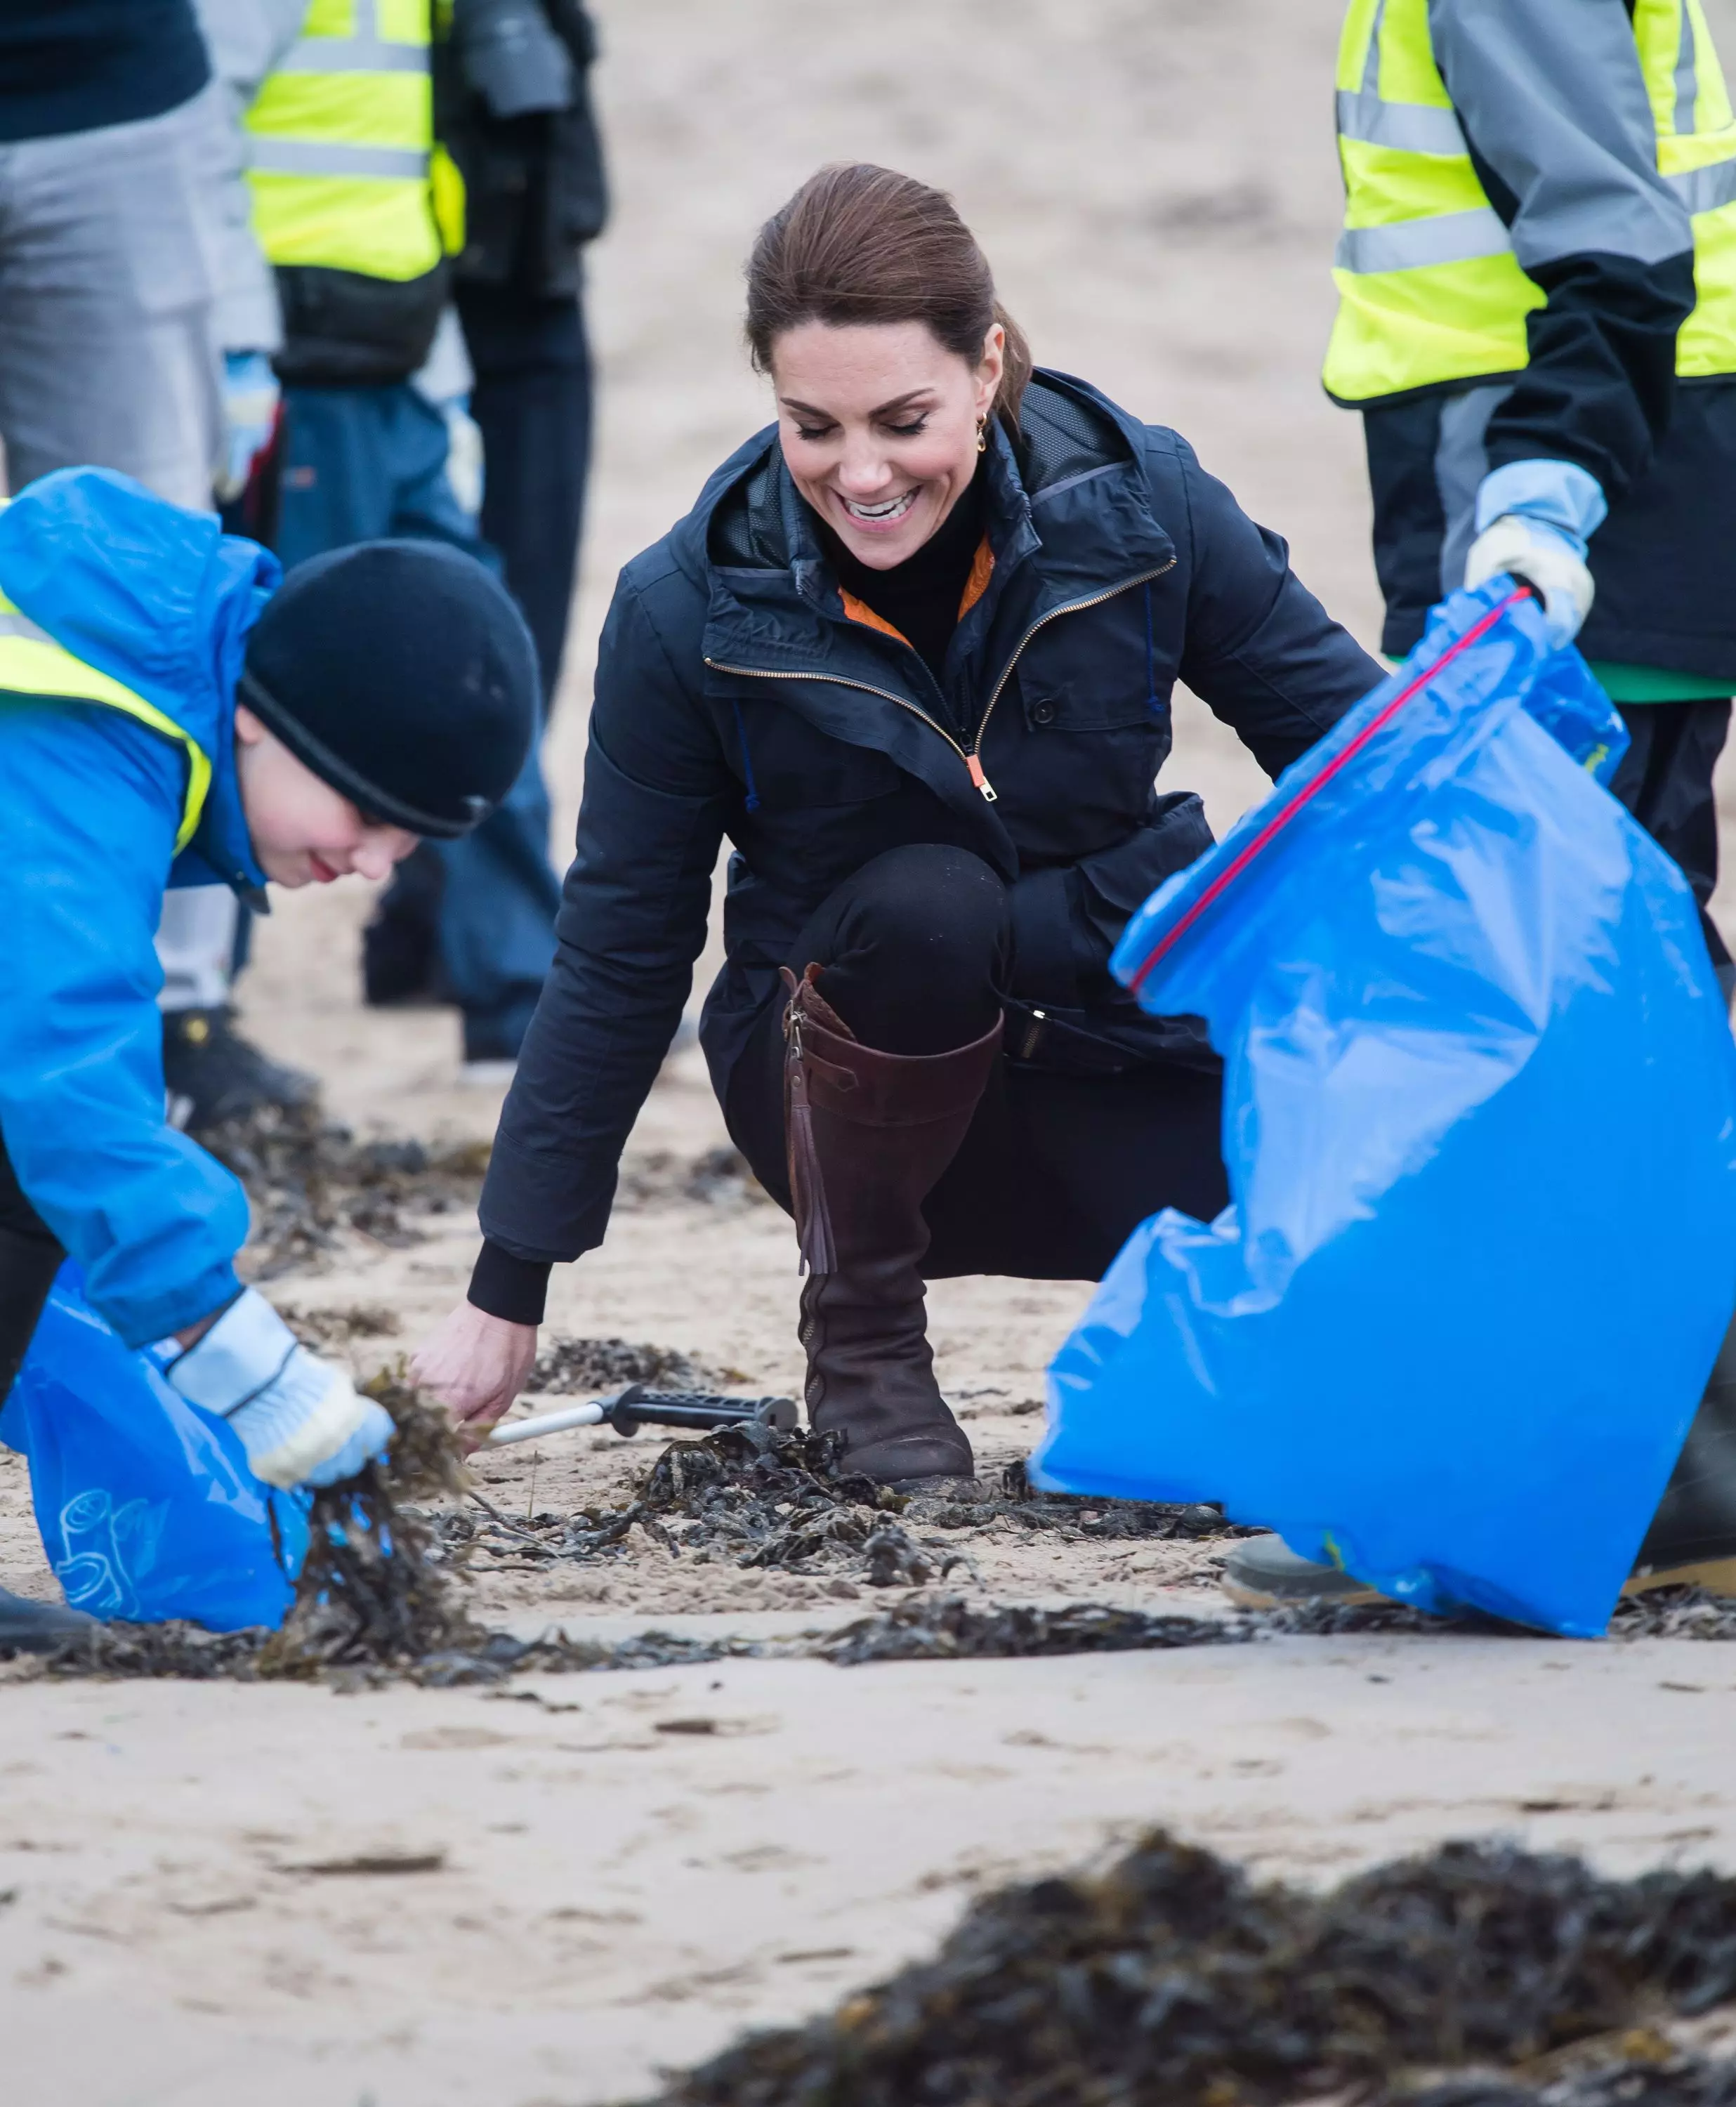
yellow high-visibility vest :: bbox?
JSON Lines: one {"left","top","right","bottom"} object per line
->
{"left": 246, "top": 0, "right": 443, "bottom": 282}
{"left": 1324, "top": 0, "right": 1736, "bottom": 402}
{"left": 0, "top": 589, "right": 211, "bottom": 853}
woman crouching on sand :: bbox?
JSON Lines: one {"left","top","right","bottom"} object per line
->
{"left": 414, "top": 162, "right": 1381, "bottom": 1487}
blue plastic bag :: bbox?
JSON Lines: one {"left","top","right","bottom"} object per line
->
{"left": 1033, "top": 583, "right": 1736, "bottom": 1637}
{"left": 0, "top": 1264, "right": 307, "bottom": 1631}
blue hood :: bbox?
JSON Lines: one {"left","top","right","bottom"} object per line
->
{"left": 0, "top": 468, "right": 281, "bottom": 893}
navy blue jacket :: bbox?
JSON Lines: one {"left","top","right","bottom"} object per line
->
{"left": 478, "top": 372, "right": 1381, "bottom": 1268}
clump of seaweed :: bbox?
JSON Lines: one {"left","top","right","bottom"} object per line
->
{"left": 530, "top": 1334, "right": 737, "bottom": 1395}
{"left": 257, "top": 1367, "right": 481, "bottom": 1676}
{"left": 463, "top": 1419, "right": 962, "bottom": 1589}
{"left": 200, "top": 1102, "right": 489, "bottom": 1275}
{"left": 633, "top": 1835, "right": 1736, "bottom": 2107}
{"left": 1404, "top": 2061, "right": 1736, "bottom": 2107}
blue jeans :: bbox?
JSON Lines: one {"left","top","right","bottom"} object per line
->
{"left": 278, "top": 382, "right": 560, "bottom": 1054}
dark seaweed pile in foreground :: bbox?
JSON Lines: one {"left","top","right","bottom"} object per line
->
{"left": 633, "top": 1834, "right": 1736, "bottom": 2107}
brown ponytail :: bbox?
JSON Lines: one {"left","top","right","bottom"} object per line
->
{"left": 744, "top": 164, "right": 1033, "bottom": 433}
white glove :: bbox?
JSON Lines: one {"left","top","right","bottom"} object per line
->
{"left": 1463, "top": 458, "right": 1605, "bottom": 652}
{"left": 1464, "top": 513, "right": 1595, "bottom": 651}
{"left": 163, "top": 1289, "right": 393, "bottom": 1490}
{"left": 215, "top": 350, "right": 281, "bottom": 504}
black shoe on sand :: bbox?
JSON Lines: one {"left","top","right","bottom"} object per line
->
{"left": 162, "top": 1007, "right": 318, "bottom": 1133}
{"left": 1626, "top": 1307, "right": 1736, "bottom": 1598}
{"left": 1220, "top": 1535, "right": 1389, "bottom": 1612}
{"left": 0, "top": 1585, "right": 97, "bottom": 1655}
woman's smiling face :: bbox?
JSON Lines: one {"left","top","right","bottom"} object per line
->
{"left": 770, "top": 319, "right": 1004, "bottom": 571}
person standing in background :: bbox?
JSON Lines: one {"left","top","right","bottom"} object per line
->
{"left": 1322, "top": 0, "right": 1736, "bottom": 980}
{"left": 1221, "top": 0, "right": 1736, "bottom": 1615}
{"left": 363, "top": 0, "right": 608, "bottom": 1075}
{"left": 0, "top": 0, "right": 315, "bottom": 1133}
{"left": 241, "top": 0, "right": 567, "bottom": 1079}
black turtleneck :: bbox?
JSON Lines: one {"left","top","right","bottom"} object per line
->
{"left": 820, "top": 466, "right": 986, "bottom": 692}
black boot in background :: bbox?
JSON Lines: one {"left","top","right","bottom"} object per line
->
{"left": 362, "top": 843, "right": 449, "bottom": 1007}
{"left": 1626, "top": 1307, "right": 1736, "bottom": 1597}
{"left": 782, "top": 964, "right": 1001, "bottom": 1486}
{"left": 162, "top": 1008, "right": 318, "bottom": 1135}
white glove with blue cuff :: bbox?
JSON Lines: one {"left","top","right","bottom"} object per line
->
{"left": 1463, "top": 458, "right": 1605, "bottom": 651}
{"left": 164, "top": 1289, "right": 393, "bottom": 1490}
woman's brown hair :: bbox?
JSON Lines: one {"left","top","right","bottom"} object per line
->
{"left": 744, "top": 164, "right": 1034, "bottom": 432}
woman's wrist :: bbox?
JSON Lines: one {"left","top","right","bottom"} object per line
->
{"left": 467, "top": 1240, "right": 553, "bottom": 1326}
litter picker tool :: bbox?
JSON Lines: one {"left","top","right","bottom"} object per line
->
{"left": 487, "top": 1385, "right": 798, "bottom": 1447}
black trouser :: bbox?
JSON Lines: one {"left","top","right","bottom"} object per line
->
{"left": 454, "top": 280, "right": 593, "bottom": 702}
{"left": 0, "top": 1131, "right": 63, "bottom": 1400}
{"left": 724, "top": 846, "right": 1230, "bottom": 1282}
{"left": 1609, "top": 700, "right": 1732, "bottom": 968}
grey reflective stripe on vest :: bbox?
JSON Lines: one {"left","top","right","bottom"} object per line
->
{"left": 1335, "top": 204, "right": 1513, "bottom": 273}
{"left": 0, "top": 607, "right": 51, "bottom": 645}
{"left": 1337, "top": 0, "right": 1469, "bottom": 162}
{"left": 247, "top": 138, "right": 430, "bottom": 178}
{"left": 1336, "top": 86, "right": 1467, "bottom": 153}
{"left": 1676, "top": 1, "right": 1699, "bottom": 136}
{"left": 1670, "top": 153, "right": 1736, "bottom": 215}
{"left": 274, "top": 39, "right": 424, "bottom": 72}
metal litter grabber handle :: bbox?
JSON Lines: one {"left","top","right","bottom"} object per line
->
{"left": 487, "top": 1384, "right": 798, "bottom": 1447}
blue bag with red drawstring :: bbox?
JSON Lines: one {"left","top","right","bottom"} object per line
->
{"left": 1032, "top": 582, "right": 1736, "bottom": 1636}
{"left": 0, "top": 1263, "right": 307, "bottom": 1632}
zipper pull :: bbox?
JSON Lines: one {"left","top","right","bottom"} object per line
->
{"left": 966, "top": 752, "right": 998, "bottom": 802}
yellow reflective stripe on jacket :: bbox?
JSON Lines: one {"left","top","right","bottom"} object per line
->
{"left": 1326, "top": 0, "right": 1736, "bottom": 400}
{"left": 246, "top": 0, "right": 440, "bottom": 282}
{"left": 0, "top": 593, "right": 212, "bottom": 854}
{"left": 1326, "top": 0, "right": 1541, "bottom": 399}
{"left": 1641, "top": 0, "right": 1736, "bottom": 373}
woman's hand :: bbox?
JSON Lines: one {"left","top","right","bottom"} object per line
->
{"left": 411, "top": 1300, "right": 539, "bottom": 1449}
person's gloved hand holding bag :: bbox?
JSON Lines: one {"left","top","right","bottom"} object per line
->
{"left": 1464, "top": 458, "right": 1606, "bottom": 650}
{"left": 160, "top": 1290, "right": 393, "bottom": 1489}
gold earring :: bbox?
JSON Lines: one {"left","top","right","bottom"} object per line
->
{"left": 975, "top": 414, "right": 988, "bottom": 454}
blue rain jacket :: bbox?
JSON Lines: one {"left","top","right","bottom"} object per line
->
{"left": 0, "top": 468, "right": 279, "bottom": 1346}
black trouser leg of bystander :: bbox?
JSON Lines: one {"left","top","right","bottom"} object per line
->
{"left": 1609, "top": 700, "right": 1732, "bottom": 968}
{"left": 0, "top": 1131, "right": 63, "bottom": 1403}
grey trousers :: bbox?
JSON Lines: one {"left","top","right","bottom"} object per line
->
{"left": 0, "top": 88, "right": 237, "bottom": 1011}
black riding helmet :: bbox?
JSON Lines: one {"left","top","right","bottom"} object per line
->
{"left": 237, "top": 539, "right": 538, "bottom": 838}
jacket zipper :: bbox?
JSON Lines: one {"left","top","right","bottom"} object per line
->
{"left": 706, "top": 555, "right": 1177, "bottom": 805}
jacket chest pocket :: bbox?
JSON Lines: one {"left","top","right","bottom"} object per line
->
{"left": 711, "top": 681, "right": 905, "bottom": 810}
{"left": 1015, "top": 595, "right": 1176, "bottom": 733}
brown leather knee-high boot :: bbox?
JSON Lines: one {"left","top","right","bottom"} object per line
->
{"left": 782, "top": 964, "right": 1001, "bottom": 1485}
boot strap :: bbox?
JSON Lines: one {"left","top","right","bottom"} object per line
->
{"left": 783, "top": 965, "right": 841, "bottom": 1275}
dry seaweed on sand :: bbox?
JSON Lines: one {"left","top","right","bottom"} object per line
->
{"left": 279, "top": 1301, "right": 402, "bottom": 1351}
{"left": 1607, "top": 1587, "right": 1736, "bottom": 1641}
{"left": 615, "top": 1144, "right": 770, "bottom": 1212}
{"left": 201, "top": 1102, "right": 490, "bottom": 1275}
{"left": 530, "top": 1334, "right": 738, "bottom": 1395}
{"left": 816, "top": 1594, "right": 1247, "bottom": 1665}
{"left": 915, "top": 1457, "right": 1252, "bottom": 1547}
{"left": 633, "top": 1834, "right": 1736, "bottom": 2107}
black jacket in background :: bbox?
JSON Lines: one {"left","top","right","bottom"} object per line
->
{"left": 438, "top": 0, "right": 609, "bottom": 298}
{"left": 0, "top": 0, "right": 209, "bottom": 141}
{"left": 478, "top": 372, "right": 1381, "bottom": 1270}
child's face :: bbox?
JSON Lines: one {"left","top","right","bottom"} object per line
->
{"left": 234, "top": 706, "right": 419, "bottom": 888}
